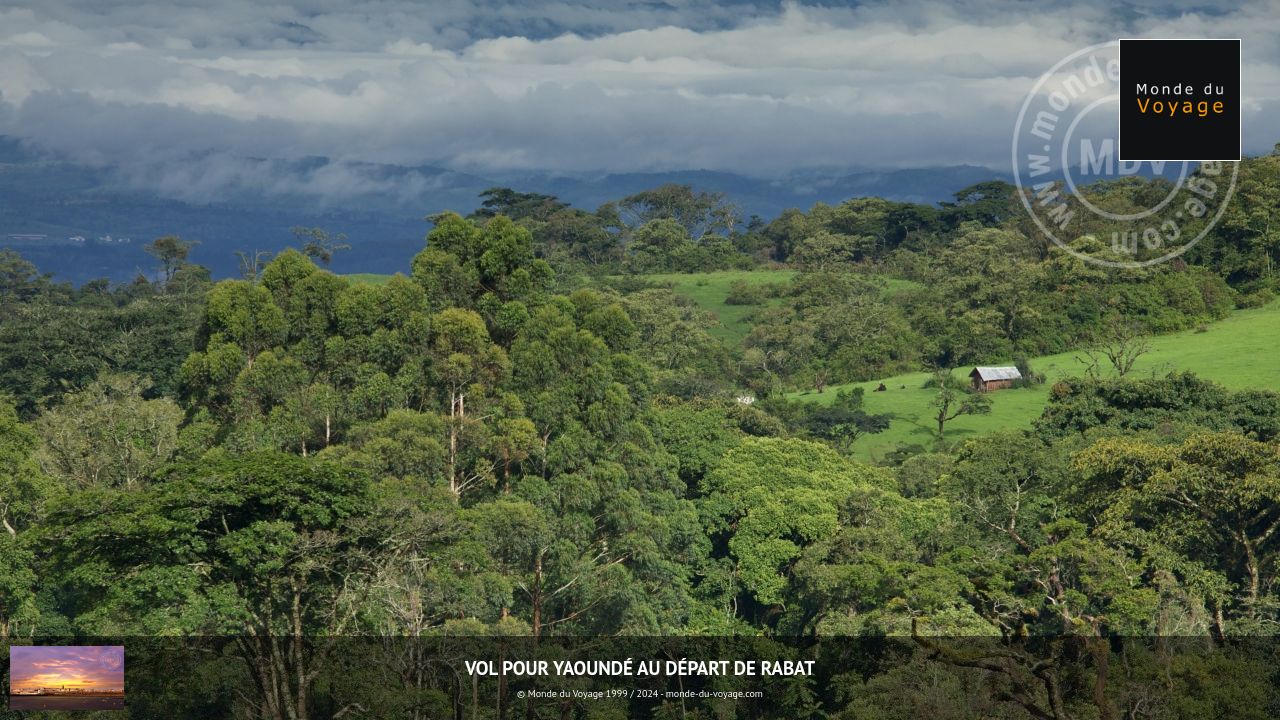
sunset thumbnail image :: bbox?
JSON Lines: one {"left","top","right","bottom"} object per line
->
{"left": 8, "top": 646, "right": 125, "bottom": 696}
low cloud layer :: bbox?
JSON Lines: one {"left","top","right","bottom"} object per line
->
{"left": 2, "top": 0, "right": 1278, "bottom": 200}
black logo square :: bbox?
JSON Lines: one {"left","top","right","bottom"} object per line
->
{"left": 1119, "top": 39, "right": 1240, "bottom": 161}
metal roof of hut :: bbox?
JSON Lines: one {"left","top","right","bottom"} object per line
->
{"left": 970, "top": 366, "right": 1022, "bottom": 381}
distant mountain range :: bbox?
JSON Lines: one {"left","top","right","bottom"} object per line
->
{"left": 0, "top": 136, "right": 1006, "bottom": 283}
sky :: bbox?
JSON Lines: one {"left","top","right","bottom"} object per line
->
{"left": 8, "top": 646, "right": 125, "bottom": 692}
{"left": 1, "top": 0, "right": 1278, "bottom": 198}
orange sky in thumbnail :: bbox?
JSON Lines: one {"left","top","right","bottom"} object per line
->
{"left": 8, "top": 646, "right": 124, "bottom": 693}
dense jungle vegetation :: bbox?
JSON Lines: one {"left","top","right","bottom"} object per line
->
{"left": 3, "top": 151, "right": 1280, "bottom": 719}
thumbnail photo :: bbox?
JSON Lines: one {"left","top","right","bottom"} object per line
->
{"left": 8, "top": 646, "right": 125, "bottom": 712}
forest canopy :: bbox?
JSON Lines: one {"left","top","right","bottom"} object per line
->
{"left": 3, "top": 158, "right": 1280, "bottom": 719}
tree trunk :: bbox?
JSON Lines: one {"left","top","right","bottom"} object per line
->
{"left": 531, "top": 552, "right": 544, "bottom": 639}
{"left": 1242, "top": 532, "right": 1261, "bottom": 611}
{"left": 448, "top": 391, "right": 465, "bottom": 498}
{"left": 1088, "top": 637, "right": 1117, "bottom": 720}
{"left": 292, "top": 581, "right": 308, "bottom": 720}
{"left": 1212, "top": 602, "right": 1226, "bottom": 645}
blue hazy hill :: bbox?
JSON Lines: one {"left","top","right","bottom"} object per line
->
{"left": 0, "top": 138, "right": 1006, "bottom": 283}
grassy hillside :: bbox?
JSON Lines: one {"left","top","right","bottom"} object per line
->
{"left": 792, "top": 300, "right": 1280, "bottom": 463}
{"left": 639, "top": 270, "right": 796, "bottom": 343}
{"left": 639, "top": 270, "right": 920, "bottom": 344}
{"left": 345, "top": 272, "right": 395, "bottom": 285}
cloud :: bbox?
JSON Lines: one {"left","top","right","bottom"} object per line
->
{"left": 0, "top": 0, "right": 1277, "bottom": 203}
{"left": 9, "top": 646, "right": 125, "bottom": 690}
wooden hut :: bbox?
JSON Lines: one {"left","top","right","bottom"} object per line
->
{"left": 969, "top": 366, "right": 1022, "bottom": 392}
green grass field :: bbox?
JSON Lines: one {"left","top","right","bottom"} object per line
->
{"left": 792, "top": 300, "right": 1280, "bottom": 463}
{"left": 639, "top": 270, "right": 919, "bottom": 344}
{"left": 345, "top": 272, "right": 395, "bottom": 285}
{"left": 639, "top": 270, "right": 796, "bottom": 343}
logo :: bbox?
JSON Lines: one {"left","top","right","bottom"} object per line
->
{"left": 1119, "top": 39, "right": 1241, "bottom": 162}
{"left": 1012, "top": 41, "right": 1238, "bottom": 268}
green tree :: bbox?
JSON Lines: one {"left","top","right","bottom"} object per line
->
{"left": 0, "top": 286, "right": 200, "bottom": 419}
{"left": 291, "top": 226, "right": 351, "bottom": 266}
{"left": 791, "top": 230, "right": 864, "bottom": 270}
{"left": 202, "top": 279, "right": 287, "bottom": 363}
{"left": 47, "top": 452, "right": 375, "bottom": 719}
{"left": 0, "top": 531, "right": 37, "bottom": 640}
{"left": 626, "top": 218, "right": 694, "bottom": 273}
{"left": 534, "top": 207, "right": 617, "bottom": 266}
{"left": 36, "top": 374, "right": 183, "bottom": 489}
{"left": 0, "top": 398, "right": 48, "bottom": 640}
{"left": 144, "top": 235, "right": 198, "bottom": 282}
{"left": 1200, "top": 152, "right": 1280, "bottom": 283}
{"left": 1089, "top": 313, "right": 1153, "bottom": 378}
{"left": 470, "top": 187, "right": 568, "bottom": 222}
{"left": 1077, "top": 432, "right": 1280, "bottom": 632}
{"left": 618, "top": 288, "right": 734, "bottom": 397}
{"left": 783, "top": 483, "right": 972, "bottom": 636}
{"left": 429, "top": 308, "right": 511, "bottom": 499}
{"left": 0, "top": 397, "right": 48, "bottom": 536}
{"left": 320, "top": 410, "right": 446, "bottom": 483}
{"left": 939, "top": 181, "right": 1017, "bottom": 227}
{"left": 615, "top": 183, "right": 738, "bottom": 239}
{"left": 413, "top": 213, "right": 553, "bottom": 313}
{"left": 701, "top": 437, "right": 894, "bottom": 610}
{"left": 926, "top": 432, "right": 1164, "bottom": 720}
{"left": 0, "top": 249, "right": 45, "bottom": 307}
{"left": 796, "top": 389, "right": 892, "bottom": 452}
{"left": 1036, "top": 372, "right": 1280, "bottom": 442}
{"left": 931, "top": 370, "right": 992, "bottom": 440}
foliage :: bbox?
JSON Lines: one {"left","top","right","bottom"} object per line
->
{"left": 291, "top": 226, "right": 351, "bottom": 266}
{"left": 2, "top": 167, "right": 1280, "bottom": 716}
{"left": 701, "top": 437, "right": 894, "bottom": 608}
{"left": 931, "top": 370, "right": 992, "bottom": 441}
{"left": 1037, "top": 372, "right": 1280, "bottom": 442}
{"left": 36, "top": 373, "right": 184, "bottom": 489}
{"left": 790, "top": 296, "right": 1280, "bottom": 463}
{"left": 0, "top": 272, "right": 204, "bottom": 418}
{"left": 143, "top": 235, "right": 198, "bottom": 282}
{"left": 0, "top": 397, "right": 49, "bottom": 639}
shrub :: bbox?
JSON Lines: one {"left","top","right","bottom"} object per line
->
{"left": 725, "top": 280, "right": 768, "bottom": 306}
{"left": 1238, "top": 288, "right": 1276, "bottom": 309}
{"left": 1014, "top": 356, "right": 1045, "bottom": 387}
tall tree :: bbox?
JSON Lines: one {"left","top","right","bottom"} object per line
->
{"left": 291, "top": 227, "right": 351, "bottom": 267}
{"left": 0, "top": 397, "right": 49, "bottom": 538}
{"left": 615, "top": 184, "right": 738, "bottom": 238}
{"left": 46, "top": 452, "right": 376, "bottom": 720}
{"left": 701, "top": 437, "right": 894, "bottom": 611}
{"left": 36, "top": 374, "right": 183, "bottom": 489}
{"left": 1078, "top": 432, "right": 1280, "bottom": 631}
{"left": 144, "top": 235, "right": 198, "bottom": 282}
{"left": 0, "top": 249, "right": 45, "bottom": 307}
{"left": 469, "top": 188, "right": 568, "bottom": 222}
{"left": 931, "top": 369, "right": 992, "bottom": 440}
{"left": 428, "top": 308, "right": 511, "bottom": 499}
